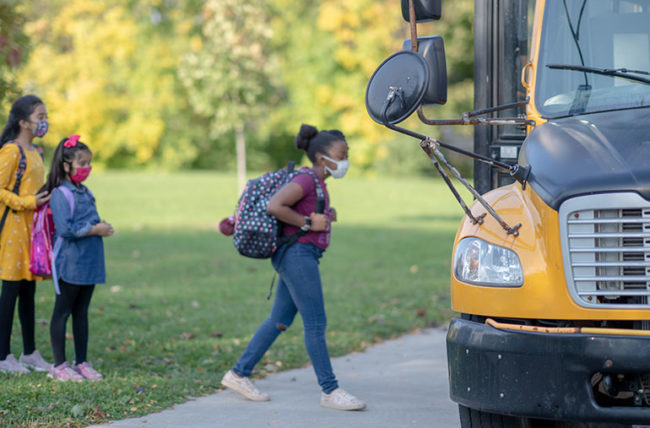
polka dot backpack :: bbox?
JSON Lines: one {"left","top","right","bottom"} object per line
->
{"left": 233, "top": 162, "right": 322, "bottom": 259}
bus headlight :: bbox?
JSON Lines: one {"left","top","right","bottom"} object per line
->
{"left": 453, "top": 237, "right": 523, "bottom": 287}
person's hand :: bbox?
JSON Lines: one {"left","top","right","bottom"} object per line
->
{"left": 329, "top": 207, "right": 337, "bottom": 222}
{"left": 93, "top": 221, "right": 114, "bottom": 237}
{"left": 35, "top": 191, "right": 50, "bottom": 207}
{"left": 309, "top": 213, "right": 329, "bottom": 231}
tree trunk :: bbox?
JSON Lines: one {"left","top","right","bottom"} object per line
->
{"left": 235, "top": 123, "right": 247, "bottom": 194}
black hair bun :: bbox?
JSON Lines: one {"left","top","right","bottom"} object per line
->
{"left": 295, "top": 124, "right": 318, "bottom": 150}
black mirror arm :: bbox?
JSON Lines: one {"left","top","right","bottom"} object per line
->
{"left": 418, "top": 98, "right": 536, "bottom": 126}
{"left": 380, "top": 90, "right": 529, "bottom": 180}
{"left": 417, "top": 104, "right": 535, "bottom": 127}
{"left": 420, "top": 138, "right": 522, "bottom": 237}
{"left": 382, "top": 120, "right": 514, "bottom": 171}
{"left": 380, "top": 95, "right": 522, "bottom": 237}
{"left": 420, "top": 141, "right": 486, "bottom": 226}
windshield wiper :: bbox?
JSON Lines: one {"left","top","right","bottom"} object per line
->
{"left": 547, "top": 64, "right": 650, "bottom": 84}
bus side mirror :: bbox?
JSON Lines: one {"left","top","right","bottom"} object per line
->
{"left": 365, "top": 50, "right": 429, "bottom": 125}
{"left": 402, "top": 36, "right": 447, "bottom": 106}
{"left": 401, "top": 0, "right": 441, "bottom": 22}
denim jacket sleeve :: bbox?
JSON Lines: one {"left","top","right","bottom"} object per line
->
{"left": 50, "top": 188, "right": 93, "bottom": 239}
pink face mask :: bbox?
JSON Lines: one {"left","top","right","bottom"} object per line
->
{"left": 71, "top": 166, "right": 91, "bottom": 183}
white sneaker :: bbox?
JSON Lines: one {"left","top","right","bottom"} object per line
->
{"left": 320, "top": 388, "right": 366, "bottom": 411}
{"left": 221, "top": 370, "right": 270, "bottom": 401}
{"left": 19, "top": 350, "right": 50, "bottom": 372}
{"left": 0, "top": 354, "right": 30, "bottom": 374}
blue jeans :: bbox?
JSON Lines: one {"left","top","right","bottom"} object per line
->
{"left": 233, "top": 243, "right": 339, "bottom": 393}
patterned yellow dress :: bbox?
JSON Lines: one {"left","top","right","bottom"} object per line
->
{"left": 0, "top": 143, "right": 45, "bottom": 281}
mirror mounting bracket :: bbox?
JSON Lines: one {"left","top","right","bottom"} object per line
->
{"left": 419, "top": 138, "right": 522, "bottom": 237}
{"left": 417, "top": 102, "right": 536, "bottom": 127}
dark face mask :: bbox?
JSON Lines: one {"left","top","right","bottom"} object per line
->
{"left": 32, "top": 120, "right": 49, "bottom": 138}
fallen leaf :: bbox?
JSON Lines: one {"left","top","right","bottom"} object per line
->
{"left": 89, "top": 406, "right": 108, "bottom": 420}
{"left": 264, "top": 363, "right": 278, "bottom": 373}
{"left": 70, "top": 404, "right": 84, "bottom": 418}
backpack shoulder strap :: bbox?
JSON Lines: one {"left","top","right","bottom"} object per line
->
{"left": 295, "top": 168, "right": 324, "bottom": 201}
{"left": 0, "top": 143, "right": 27, "bottom": 234}
{"left": 56, "top": 186, "right": 75, "bottom": 216}
{"left": 51, "top": 185, "right": 75, "bottom": 296}
{"left": 11, "top": 143, "right": 26, "bottom": 195}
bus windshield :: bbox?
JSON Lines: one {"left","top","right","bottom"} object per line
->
{"left": 535, "top": 0, "right": 650, "bottom": 118}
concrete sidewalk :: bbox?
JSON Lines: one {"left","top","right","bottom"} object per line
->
{"left": 94, "top": 326, "right": 459, "bottom": 428}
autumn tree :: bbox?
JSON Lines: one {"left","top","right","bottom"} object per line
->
{"left": 19, "top": 0, "right": 207, "bottom": 168}
{"left": 179, "top": 0, "right": 276, "bottom": 191}
{"left": 0, "top": 0, "right": 29, "bottom": 116}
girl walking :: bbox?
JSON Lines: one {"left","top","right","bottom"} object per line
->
{"left": 44, "top": 135, "right": 114, "bottom": 381}
{"left": 0, "top": 95, "right": 52, "bottom": 374}
{"left": 221, "top": 124, "right": 365, "bottom": 411}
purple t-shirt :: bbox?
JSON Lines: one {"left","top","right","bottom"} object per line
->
{"left": 283, "top": 168, "right": 330, "bottom": 250}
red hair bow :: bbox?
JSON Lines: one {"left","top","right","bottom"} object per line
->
{"left": 64, "top": 134, "right": 80, "bottom": 148}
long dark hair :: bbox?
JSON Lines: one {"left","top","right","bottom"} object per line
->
{"left": 294, "top": 124, "right": 347, "bottom": 163}
{"left": 0, "top": 95, "right": 44, "bottom": 146}
{"left": 42, "top": 136, "right": 91, "bottom": 193}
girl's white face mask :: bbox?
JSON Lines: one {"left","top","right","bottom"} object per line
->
{"left": 322, "top": 155, "right": 349, "bottom": 179}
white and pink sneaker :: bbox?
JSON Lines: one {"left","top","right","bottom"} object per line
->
{"left": 48, "top": 362, "right": 84, "bottom": 381}
{"left": 75, "top": 361, "right": 103, "bottom": 380}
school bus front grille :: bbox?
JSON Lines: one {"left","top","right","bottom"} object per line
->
{"left": 560, "top": 193, "right": 650, "bottom": 308}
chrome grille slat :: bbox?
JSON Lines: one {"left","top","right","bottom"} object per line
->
{"left": 574, "top": 276, "right": 650, "bottom": 282}
{"left": 569, "top": 232, "right": 650, "bottom": 238}
{"left": 570, "top": 247, "right": 648, "bottom": 253}
{"left": 560, "top": 193, "right": 650, "bottom": 309}
{"left": 580, "top": 290, "right": 650, "bottom": 297}
{"left": 569, "top": 218, "right": 649, "bottom": 224}
{"left": 569, "top": 232, "right": 650, "bottom": 239}
{"left": 572, "top": 261, "right": 650, "bottom": 267}
{"left": 579, "top": 290, "right": 650, "bottom": 297}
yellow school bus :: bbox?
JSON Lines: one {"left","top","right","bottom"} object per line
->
{"left": 366, "top": 1, "right": 650, "bottom": 426}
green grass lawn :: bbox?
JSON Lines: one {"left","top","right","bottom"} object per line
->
{"left": 0, "top": 171, "right": 467, "bottom": 427}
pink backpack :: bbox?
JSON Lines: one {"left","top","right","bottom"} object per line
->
{"left": 29, "top": 186, "right": 75, "bottom": 278}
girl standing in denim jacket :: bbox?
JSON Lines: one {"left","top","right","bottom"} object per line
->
{"left": 43, "top": 135, "right": 114, "bottom": 381}
{"left": 221, "top": 124, "right": 365, "bottom": 411}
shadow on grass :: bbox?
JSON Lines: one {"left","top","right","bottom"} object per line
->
{"left": 2, "top": 224, "right": 456, "bottom": 427}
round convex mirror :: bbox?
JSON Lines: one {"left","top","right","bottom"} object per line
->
{"left": 365, "top": 50, "right": 429, "bottom": 125}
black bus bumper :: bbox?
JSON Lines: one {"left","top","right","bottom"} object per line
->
{"left": 447, "top": 317, "right": 650, "bottom": 424}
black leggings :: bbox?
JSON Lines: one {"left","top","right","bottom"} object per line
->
{"left": 0, "top": 280, "right": 36, "bottom": 360}
{"left": 50, "top": 280, "right": 95, "bottom": 366}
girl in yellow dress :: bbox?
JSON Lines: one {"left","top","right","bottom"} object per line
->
{"left": 0, "top": 95, "right": 53, "bottom": 374}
